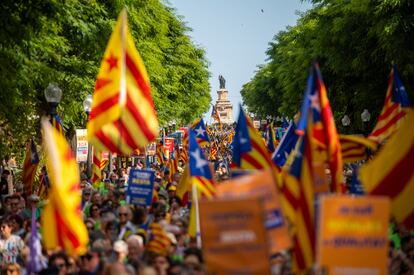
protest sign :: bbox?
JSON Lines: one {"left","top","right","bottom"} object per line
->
{"left": 127, "top": 169, "right": 155, "bottom": 206}
{"left": 75, "top": 129, "right": 88, "bottom": 163}
{"left": 200, "top": 197, "right": 270, "bottom": 275}
{"left": 216, "top": 169, "right": 291, "bottom": 253}
{"left": 317, "top": 195, "right": 390, "bottom": 275}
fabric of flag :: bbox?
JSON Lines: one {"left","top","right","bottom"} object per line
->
{"left": 211, "top": 105, "right": 222, "bottom": 131}
{"left": 176, "top": 165, "right": 191, "bottom": 207}
{"left": 369, "top": 65, "right": 411, "bottom": 143}
{"left": 28, "top": 206, "right": 46, "bottom": 273}
{"left": 349, "top": 164, "right": 364, "bottom": 195}
{"left": 146, "top": 223, "right": 171, "bottom": 256}
{"left": 91, "top": 150, "right": 109, "bottom": 187}
{"left": 156, "top": 141, "right": 165, "bottom": 165}
{"left": 339, "top": 134, "right": 378, "bottom": 163}
{"left": 231, "top": 107, "right": 273, "bottom": 170}
{"left": 188, "top": 129, "right": 216, "bottom": 198}
{"left": 41, "top": 120, "right": 88, "bottom": 256}
{"left": 22, "top": 139, "right": 39, "bottom": 195}
{"left": 272, "top": 121, "right": 298, "bottom": 167}
{"left": 87, "top": 9, "right": 159, "bottom": 155}
{"left": 266, "top": 123, "right": 277, "bottom": 153}
{"left": 360, "top": 109, "right": 414, "bottom": 229}
{"left": 283, "top": 134, "right": 315, "bottom": 273}
{"left": 191, "top": 118, "right": 210, "bottom": 147}
{"left": 51, "top": 114, "right": 64, "bottom": 134}
{"left": 296, "top": 63, "right": 343, "bottom": 193}
{"left": 282, "top": 117, "right": 290, "bottom": 129}
{"left": 37, "top": 167, "right": 50, "bottom": 199}
{"left": 180, "top": 129, "right": 189, "bottom": 163}
{"left": 167, "top": 153, "right": 178, "bottom": 182}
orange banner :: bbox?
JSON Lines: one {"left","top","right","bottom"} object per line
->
{"left": 200, "top": 198, "right": 270, "bottom": 275}
{"left": 317, "top": 195, "right": 390, "bottom": 275}
{"left": 216, "top": 169, "right": 291, "bottom": 254}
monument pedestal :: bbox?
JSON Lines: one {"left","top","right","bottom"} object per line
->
{"left": 215, "top": 88, "right": 233, "bottom": 124}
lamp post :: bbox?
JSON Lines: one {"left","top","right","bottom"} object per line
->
{"left": 83, "top": 94, "right": 93, "bottom": 178}
{"left": 44, "top": 83, "right": 62, "bottom": 116}
{"left": 341, "top": 115, "right": 351, "bottom": 134}
{"left": 361, "top": 109, "right": 371, "bottom": 136}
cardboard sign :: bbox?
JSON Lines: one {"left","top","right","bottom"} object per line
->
{"left": 317, "top": 195, "right": 390, "bottom": 275}
{"left": 126, "top": 169, "right": 155, "bottom": 206}
{"left": 200, "top": 198, "right": 270, "bottom": 275}
{"left": 216, "top": 169, "right": 291, "bottom": 254}
{"left": 75, "top": 129, "right": 88, "bottom": 162}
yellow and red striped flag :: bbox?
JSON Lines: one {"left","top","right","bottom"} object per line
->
{"left": 369, "top": 65, "right": 411, "bottom": 143}
{"left": 146, "top": 223, "right": 171, "bottom": 256}
{"left": 339, "top": 134, "right": 378, "bottom": 163}
{"left": 87, "top": 9, "right": 158, "bottom": 155}
{"left": 22, "top": 139, "right": 39, "bottom": 195}
{"left": 41, "top": 119, "right": 88, "bottom": 256}
{"left": 91, "top": 150, "right": 109, "bottom": 187}
{"left": 360, "top": 109, "right": 414, "bottom": 228}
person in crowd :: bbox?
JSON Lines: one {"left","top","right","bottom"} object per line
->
{"left": 117, "top": 206, "right": 135, "bottom": 240}
{"left": 0, "top": 219, "right": 25, "bottom": 269}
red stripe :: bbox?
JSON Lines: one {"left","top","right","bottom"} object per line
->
{"left": 95, "top": 130, "right": 121, "bottom": 153}
{"left": 250, "top": 139, "right": 273, "bottom": 167}
{"left": 242, "top": 153, "right": 265, "bottom": 170}
{"left": 370, "top": 111, "right": 405, "bottom": 137}
{"left": 94, "top": 78, "right": 112, "bottom": 91}
{"left": 55, "top": 206, "right": 81, "bottom": 250}
{"left": 197, "top": 177, "right": 215, "bottom": 196}
{"left": 293, "top": 235, "right": 306, "bottom": 270}
{"left": 402, "top": 209, "right": 414, "bottom": 229}
{"left": 115, "top": 119, "right": 139, "bottom": 150}
{"left": 370, "top": 141, "right": 414, "bottom": 198}
{"left": 281, "top": 184, "right": 297, "bottom": 209}
{"left": 126, "top": 93, "right": 156, "bottom": 141}
{"left": 89, "top": 93, "right": 119, "bottom": 121}
{"left": 125, "top": 53, "right": 154, "bottom": 108}
{"left": 377, "top": 103, "right": 398, "bottom": 121}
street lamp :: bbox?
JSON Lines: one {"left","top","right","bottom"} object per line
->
{"left": 361, "top": 109, "right": 371, "bottom": 136}
{"left": 83, "top": 94, "right": 93, "bottom": 178}
{"left": 44, "top": 83, "right": 62, "bottom": 115}
{"left": 341, "top": 115, "right": 351, "bottom": 134}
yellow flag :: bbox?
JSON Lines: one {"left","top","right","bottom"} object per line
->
{"left": 41, "top": 120, "right": 88, "bottom": 256}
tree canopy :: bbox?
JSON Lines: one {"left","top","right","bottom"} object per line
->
{"left": 241, "top": 0, "right": 414, "bottom": 133}
{"left": 0, "top": 0, "right": 211, "bottom": 158}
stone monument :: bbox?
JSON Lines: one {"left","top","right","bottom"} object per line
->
{"left": 214, "top": 75, "right": 233, "bottom": 124}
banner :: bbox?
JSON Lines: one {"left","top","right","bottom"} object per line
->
{"left": 164, "top": 137, "right": 174, "bottom": 153}
{"left": 200, "top": 198, "right": 270, "bottom": 275}
{"left": 317, "top": 195, "right": 390, "bottom": 275}
{"left": 75, "top": 129, "right": 88, "bottom": 163}
{"left": 216, "top": 169, "right": 291, "bottom": 253}
{"left": 126, "top": 169, "right": 155, "bottom": 206}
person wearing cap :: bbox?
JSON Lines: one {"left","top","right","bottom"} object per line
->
{"left": 167, "top": 185, "right": 176, "bottom": 199}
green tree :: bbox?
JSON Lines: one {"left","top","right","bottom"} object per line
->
{"left": 0, "top": 0, "right": 211, "bottom": 159}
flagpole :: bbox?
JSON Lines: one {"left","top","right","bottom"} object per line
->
{"left": 192, "top": 183, "right": 202, "bottom": 248}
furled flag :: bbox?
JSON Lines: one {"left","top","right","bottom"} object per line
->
{"left": 296, "top": 63, "right": 343, "bottom": 193}
{"left": 188, "top": 129, "right": 216, "bottom": 198}
{"left": 156, "top": 141, "right": 165, "bottom": 165}
{"left": 272, "top": 121, "right": 298, "bottom": 167}
{"left": 211, "top": 105, "right": 222, "bottom": 131}
{"left": 283, "top": 134, "right": 315, "bottom": 273}
{"left": 146, "top": 223, "right": 171, "bottom": 256}
{"left": 231, "top": 107, "right": 273, "bottom": 170}
{"left": 360, "top": 109, "right": 414, "bottom": 228}
{"left": 191, "top": 118, "right": 210, "bottom": 147}
{"left": 22, "top": 139, "right": 39, "bottom": 195}
{"left": 41, "top": 119, "right": 88, "bottom": 256}
{"left": 265, "top": 123, "right": 277, "bottom": 153}
{"left": 369, "top": 65, "right": 411, "bottom": 143}
{"left": 37, "top": 166, "right": 49, "bottom": 200}
{"left": 180, "top": 129, "right": 189, "bottom": 163}
{"left": 87, "top": 9, "right": 159, "bottom": 155}
{"left": 91, "top": 150, "right": 109, "bottom": 188}
{"left": 52, "top": 114, "right": 64, "bottom": 134}
{"left": 176, "top": 165, "right": 191, "bottom": 207}
{"left": 339, "top": 134, "right": 378, "bottom": 163}
{"left": 28, "top": 206, "right": 46, "bottom": 273}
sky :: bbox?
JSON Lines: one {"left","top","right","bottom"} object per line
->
{"left": 167, "top": 0, "right": 312, "bottom": 121}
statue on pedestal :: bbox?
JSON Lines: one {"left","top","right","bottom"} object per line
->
{"left": 219, "top": 75, "right": 226, "bottom": 89}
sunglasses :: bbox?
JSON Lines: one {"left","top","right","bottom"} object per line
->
{"left": 81, "top": 253, "right": 93, "bottom": 261}
{"left": 119, "top": 213, "right": 128, "bottom": 216}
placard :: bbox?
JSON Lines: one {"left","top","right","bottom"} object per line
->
{"left": 75, "top": 129, "right": 88, "bottom": 162}
{"left": 126, "top": 169, "right": 155, "bottom": 206}
{"left": 216, "top": 169, "right": 291, "bottom": 254}
{"left": 317, "top": 195, "right": 390, "bottom": 275}
{"left": 200, "top": 198, "right": 270, "bottom": 275}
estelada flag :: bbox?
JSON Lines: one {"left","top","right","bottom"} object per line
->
{"left": 360, "top": 109, "right": 414, "bottom": 229}
{"left": 41, "top": 120, "right": 88, "bottom": 256}
{"left": 22, "top": 139, "right": 39, "bottom": 195}
{"left": 87, "top": 9, "right": 158, "bottom": 155}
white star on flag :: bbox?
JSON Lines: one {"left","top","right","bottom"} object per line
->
{"left": 309, "top": 93, "right": 320, "bottom": 111}
{"left": 194, "top": 125, "right": 206, "bottom": 137}
{"left": 190, "top": 149, "right": 208, "bottom": 169}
